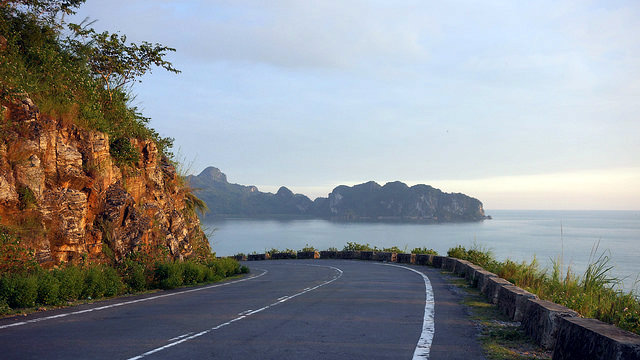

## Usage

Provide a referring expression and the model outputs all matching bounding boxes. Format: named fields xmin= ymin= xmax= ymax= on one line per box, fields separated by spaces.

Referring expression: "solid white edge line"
xmin=380 ymin=263 xmax=435 ymax=360
xmin=0 ymin=269 xmax=269 ymax=330
xmin=127 ymin=263 xmax=344 ymax=360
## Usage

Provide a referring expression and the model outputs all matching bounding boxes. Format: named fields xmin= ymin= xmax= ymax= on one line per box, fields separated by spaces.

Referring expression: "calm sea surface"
xmin=202 ymin=210 xmax=640 ymax=292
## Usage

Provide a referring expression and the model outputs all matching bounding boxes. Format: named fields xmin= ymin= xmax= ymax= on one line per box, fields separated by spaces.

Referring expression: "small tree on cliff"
xmin=67 ymin=23 xmax=180 ymax=102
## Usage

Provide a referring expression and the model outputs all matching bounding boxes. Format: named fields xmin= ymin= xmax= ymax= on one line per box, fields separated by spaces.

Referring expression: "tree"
xmin=67 ymin=24 xmax=180 ymax=102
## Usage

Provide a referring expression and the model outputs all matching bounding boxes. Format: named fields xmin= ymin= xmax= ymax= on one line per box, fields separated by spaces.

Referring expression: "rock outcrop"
xmin=319 ymin=180 xmax=487 ymax=222
xmin=0 ymin=96 xmax=209 ymax=265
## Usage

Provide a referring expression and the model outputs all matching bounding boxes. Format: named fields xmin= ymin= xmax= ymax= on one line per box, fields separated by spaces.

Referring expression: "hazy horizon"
xmin=195 ymin=165 xmax=640 ymax=211
xmin=71 ymin=1 xmax=640 ymax=211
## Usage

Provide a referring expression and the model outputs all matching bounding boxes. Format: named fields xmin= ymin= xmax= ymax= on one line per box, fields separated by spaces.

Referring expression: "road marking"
xmin=380 ymin=263 xmax=435 ymax=360
xmin=0 ymin=270 xmax=268 ymax=331
xmin=127 ymin=264 xmax=344 ymax=360
xmin=167 ymin=332 xmax=194 ymax=342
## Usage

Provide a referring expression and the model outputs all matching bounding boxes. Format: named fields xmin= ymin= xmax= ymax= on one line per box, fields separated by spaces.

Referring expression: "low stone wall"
xmin=297 ymin=251 xmax=320 ymax=259
xmin=396 ymin=253 xmax=415 ymax=264
xmin=245 ymin=252 xmax=640 ymax=359
xmin=373 ymin=252 xmax=396 ymax=262
xmin=270 ymin=252 xmax=296 ymax=260
xmin=415 ymin=254 xmax=434 ymax=266
xmin=247 ymin=253 xmax=269 ymax=261
xmin=552 ymin=317 xmax=640 ymax=360
xmin=360 ymin=251 xmax=374 ymax=261
xmin=337 ymin=251 xmax=360 ymax=259
xmin=521 ymin=299 xmax=579 ymax=349
xmin=319 ymin=250 xmax=338 ymax=259
xmin=432 ymin=255 xmax=445 ymax=268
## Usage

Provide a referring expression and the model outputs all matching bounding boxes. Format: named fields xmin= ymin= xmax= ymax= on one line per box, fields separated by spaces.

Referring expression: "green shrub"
xmin=300 ymin=244 xmax=317 ymax=252
xmin=447 ymin=245 xmax=468 ymax=259
xmin=54 ymin=265 xmax=84 ymax=301
xmin=0 ymin=227 xmax=39 ymax=274
xmin=109 ymin=137 xmax=140 ymax=167
xmin=447 ymin=244 xmax=494 ymax=269
xmin=154 ymin=262 xmax=183 ymax=290
xmin=342 ymin=242 xmax=373 ymax=251
xmin=36 ymin=271 xmax=60 ymax=305
xmin=120 ymin=259 xmax=147 ymax=293
xmin=381 ymin=246 xmax=404 ymax=253
xmin=0 ymin=298 xmax=10 ymax=315
xmin=0 ymin=254 xmax=243 ymax=312
xmin=82 ymin=265 xmax=106 ymax=299
xmin=240 ymin=266 xmax=249 ymax=274
xmin=2 ymin=274 xmax=38 ymax=308
xmin=0 ymin=276 xmax=10 ymax=304
xmin=213 ymin=258 xmax=240 ymax=277
xmin=181 ymin=261 xmax=204 ymax=285
xmin=102 ymin=265 xmax=124 ymax=297
xmin=203 ymin=267 xmax=220 ymax=283
xmin=411 ymin=247 xmax=438 ymax=255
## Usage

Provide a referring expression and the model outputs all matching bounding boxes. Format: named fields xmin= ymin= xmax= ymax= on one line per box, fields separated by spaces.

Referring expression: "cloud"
xmin=420 ymin=167 xmax=640 ymax=210
xmin=74 ymin=0 xmax=432 ymax=69
xmin=69 ymin=1 xmax=640 ymax=210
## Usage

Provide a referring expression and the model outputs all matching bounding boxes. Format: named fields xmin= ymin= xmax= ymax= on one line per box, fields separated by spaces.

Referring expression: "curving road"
xmin=0 ymin=260 xmax=484 ymax=359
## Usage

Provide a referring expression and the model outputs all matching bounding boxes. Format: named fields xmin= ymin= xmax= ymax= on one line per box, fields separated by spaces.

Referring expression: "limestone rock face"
xmin=0 ymin=173 xmax=18 ymax=202
xmin=0 ymin=96 xmax=209 ymax=265
xmin=323 ymin=181 xmax=486 ymax=222
xmin=14 ymin=153 xmax=45 ymax=200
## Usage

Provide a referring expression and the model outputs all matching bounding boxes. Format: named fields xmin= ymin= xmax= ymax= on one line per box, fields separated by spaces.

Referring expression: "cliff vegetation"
xmin=0 ymin=1 xmax=215 ymax=267
xmin=0 ymin=0 xmax=245 ymax=315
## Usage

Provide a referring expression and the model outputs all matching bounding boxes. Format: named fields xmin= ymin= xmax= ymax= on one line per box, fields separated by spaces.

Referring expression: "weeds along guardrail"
xmin=240 ymin=251 xmax=640 ymax=360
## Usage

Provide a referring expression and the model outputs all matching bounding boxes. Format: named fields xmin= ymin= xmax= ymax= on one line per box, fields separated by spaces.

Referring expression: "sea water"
xmin=202 ymin=210 xmax=640 ymax=292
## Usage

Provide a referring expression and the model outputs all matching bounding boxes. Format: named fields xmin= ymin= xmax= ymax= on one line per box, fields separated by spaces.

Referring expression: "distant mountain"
xmin=319 ymin=180 xmax=487 ymax=222
xmin=188 ymin=167 xmax=488 ymax=222
xmin=186 ymin=167 xmax=313 ymax=216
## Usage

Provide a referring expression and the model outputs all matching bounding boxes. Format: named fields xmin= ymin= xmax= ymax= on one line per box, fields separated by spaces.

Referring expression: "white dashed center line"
xmin=127 ymin=264 xmax=344 ymax=360
xmin=0 ymin=270 xmax=269 ymax=331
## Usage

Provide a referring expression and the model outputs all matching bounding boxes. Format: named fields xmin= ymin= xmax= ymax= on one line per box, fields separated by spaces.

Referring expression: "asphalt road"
xmin=0 ymin=260 xmax=485 ymax=359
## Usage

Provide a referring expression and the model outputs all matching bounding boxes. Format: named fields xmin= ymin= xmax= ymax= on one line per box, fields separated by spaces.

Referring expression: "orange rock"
xmin=0 ymin=96 xmax=209 ymax=265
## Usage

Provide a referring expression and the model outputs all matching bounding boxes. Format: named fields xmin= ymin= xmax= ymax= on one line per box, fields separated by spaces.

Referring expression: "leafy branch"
xmin=67 ymin=23 xmax=180 ymax=102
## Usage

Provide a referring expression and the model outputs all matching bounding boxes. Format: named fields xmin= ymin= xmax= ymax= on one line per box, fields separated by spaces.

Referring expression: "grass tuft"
xmin=448 ymin=243 xmax=640 ymax=335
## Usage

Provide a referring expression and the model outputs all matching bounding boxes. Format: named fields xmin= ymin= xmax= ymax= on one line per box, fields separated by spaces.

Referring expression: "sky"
xmin=70 ymin=1 xmax=640 ymax=210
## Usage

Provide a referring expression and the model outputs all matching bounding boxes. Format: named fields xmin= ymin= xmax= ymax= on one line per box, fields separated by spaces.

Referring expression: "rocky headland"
xmin=188 ymin=167 xmax=488 ymax=222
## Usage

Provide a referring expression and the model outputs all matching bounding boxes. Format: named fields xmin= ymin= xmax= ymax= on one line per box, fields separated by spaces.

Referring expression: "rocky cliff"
xmin=0 ymin=96 xmax=209 ymax=266
xmin=189 ymin=167 xmax=488 ymax=222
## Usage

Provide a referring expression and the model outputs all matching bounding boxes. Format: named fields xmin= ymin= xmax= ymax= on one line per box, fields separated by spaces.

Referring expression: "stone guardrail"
xmin=242 ymin=250 xmax=640 ymax=360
